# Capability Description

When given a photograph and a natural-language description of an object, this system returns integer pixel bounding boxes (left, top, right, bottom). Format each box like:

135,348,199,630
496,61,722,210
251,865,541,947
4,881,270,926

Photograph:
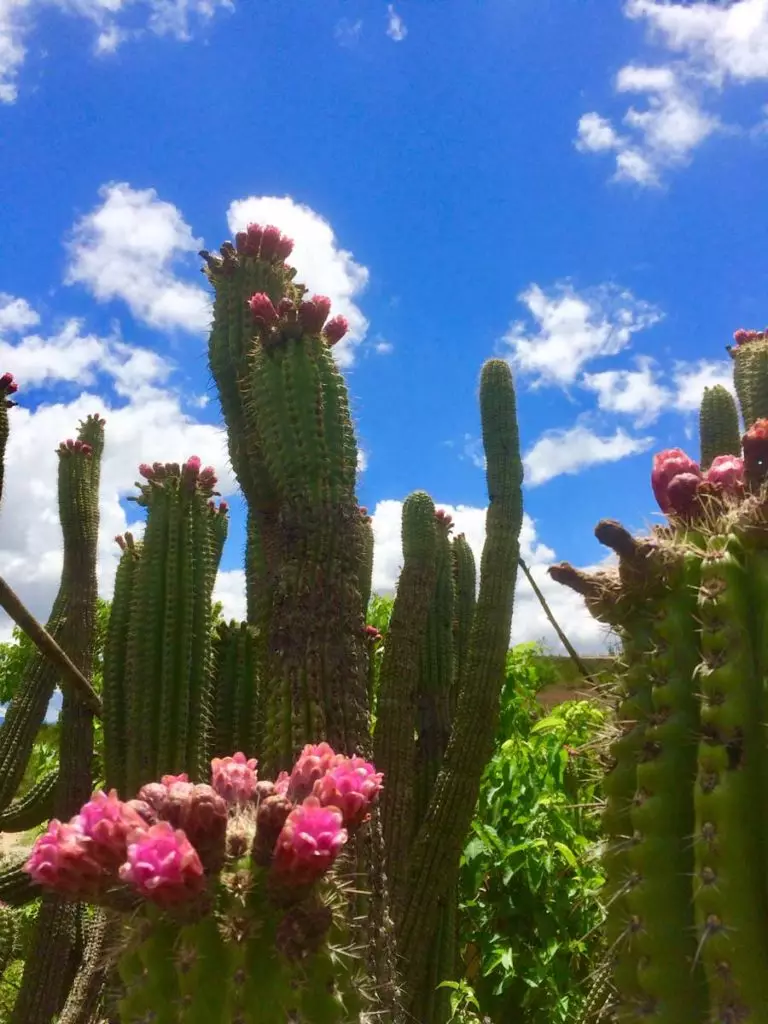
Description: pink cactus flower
298,296,332,335
277,297,295,316
248,293,279,326
313,756,383,829
651,448,702,514
184,455,202,474
119,822,204,905
74,790,148,869
138,464,154,480
25,820,109,897
0,372,17,394
275,235,295,261
323,315,349,346
211,752,259,806
272,799,348,884
259,225,283,261
665,472,703,517
364,625,382,642
161,773,189,786
245,223,264,254
705,454,745,497
274,771,290,797
219,500,229,513
733,328,762,346
288,743,341,801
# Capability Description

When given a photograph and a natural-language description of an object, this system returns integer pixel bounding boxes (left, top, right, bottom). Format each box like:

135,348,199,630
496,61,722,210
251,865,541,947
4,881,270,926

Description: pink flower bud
73,790,148,869
138,464,154,480
665,472,702,517
288,743,341,801
312,756,383,829
248,292,279,327
253,793,294,866
274,771,290,797
298,296,332,335
245,224,264,255
742,419,768,486
81,444,93,457
323,315,349,346
259,225,283,260
272,799,348,885
184,455,202,474
219,500,229,513
364,625,381,642
705,454,745,497
25,820,109,897
277,297,295,315
119,822,205,905
211,752,259,806
0,372,17,394
651,448,702,514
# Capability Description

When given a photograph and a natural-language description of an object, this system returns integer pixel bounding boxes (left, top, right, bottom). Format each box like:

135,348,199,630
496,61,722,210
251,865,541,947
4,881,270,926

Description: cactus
0,902,17,981
0,769,58,832
111,459,228,793
699,384,741,470
24,745,383,1024
211,620,262,759
549,325,768,1021
10,417,105,1024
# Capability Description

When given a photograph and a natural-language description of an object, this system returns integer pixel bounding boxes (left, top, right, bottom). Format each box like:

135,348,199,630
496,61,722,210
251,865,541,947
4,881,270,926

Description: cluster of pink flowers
58,439,93,457
248,291,349,347
136,457,218,495
26,745,383,905
652,448,745,517
732,328,767,347
235,223,295,262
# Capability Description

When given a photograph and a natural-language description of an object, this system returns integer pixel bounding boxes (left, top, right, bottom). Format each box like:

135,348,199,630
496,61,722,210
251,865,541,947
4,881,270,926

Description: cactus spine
699,384,741,470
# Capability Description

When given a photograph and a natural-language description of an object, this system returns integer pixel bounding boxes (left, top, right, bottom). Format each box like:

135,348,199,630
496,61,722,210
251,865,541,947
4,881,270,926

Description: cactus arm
0,902,17,981
699,385,741,470
103,537,138,794
186,488,217,779
624,549,707,1021
451,533,475,709
730,338,768,428
158,483,183,773
0,857,36,906
693,533,768,1017
0,374,17,504
398,359,523,997
58,910,120,1024
372,491,437,920
0,769,57,832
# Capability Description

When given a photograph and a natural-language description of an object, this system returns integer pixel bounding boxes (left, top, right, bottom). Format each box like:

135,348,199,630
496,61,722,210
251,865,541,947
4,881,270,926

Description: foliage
457,643,606,1024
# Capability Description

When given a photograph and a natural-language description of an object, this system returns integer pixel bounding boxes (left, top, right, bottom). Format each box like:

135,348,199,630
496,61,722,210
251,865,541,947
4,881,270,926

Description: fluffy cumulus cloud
672,357,734,412
66,183,211,333
0,0,233,103
523,423,653,487
370,502,610,654
227,195,371,367
582,356,669,426
502,282,662,387
577,0,768,185
0,293,39,333
0,298,237,639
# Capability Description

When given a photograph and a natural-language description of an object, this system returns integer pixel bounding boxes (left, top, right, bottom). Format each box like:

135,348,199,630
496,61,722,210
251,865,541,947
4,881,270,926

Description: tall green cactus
699,384,741,469
10,417,105,1024
550,324,768,1021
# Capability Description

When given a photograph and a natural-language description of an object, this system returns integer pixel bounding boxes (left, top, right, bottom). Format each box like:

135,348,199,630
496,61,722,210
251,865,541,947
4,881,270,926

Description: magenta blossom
298,296,332,335
248,293,279,327
74,790,148,869
288,743,341,801
119,822,204,905
651,448,702,514
705,454,744,497
323,315,349,346
665,473,702,517
272,799,348,885
211,752,259,806
25,820,109,897
313,756,383,829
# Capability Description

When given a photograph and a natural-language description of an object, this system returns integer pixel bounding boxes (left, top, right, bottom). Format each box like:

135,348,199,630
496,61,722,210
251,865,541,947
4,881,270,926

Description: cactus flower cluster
651,447,745,516
248,290,349,347
26,744,381,906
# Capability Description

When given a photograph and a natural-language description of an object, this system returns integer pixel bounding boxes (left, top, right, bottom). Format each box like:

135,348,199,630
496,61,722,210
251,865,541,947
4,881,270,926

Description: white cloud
577,0,768,185
0,305,236,638
582,356,670,425
577,63,719,186
626,0,768,83
502,282,662,387
524,424,654,487
0,0,233,104
374,338,393,355
672,358,735,412
227,195,370,367
213,568,246,623
386,4,407,41
66,182,211,333
370,502,609,653
0,293,39,333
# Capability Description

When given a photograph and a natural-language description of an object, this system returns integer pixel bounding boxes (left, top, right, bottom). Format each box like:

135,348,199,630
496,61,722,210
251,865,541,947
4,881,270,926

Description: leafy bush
456,644,607,1024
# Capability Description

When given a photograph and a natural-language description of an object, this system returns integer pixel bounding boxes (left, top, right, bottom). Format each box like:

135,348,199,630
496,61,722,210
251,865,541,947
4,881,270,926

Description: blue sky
1,0,767,655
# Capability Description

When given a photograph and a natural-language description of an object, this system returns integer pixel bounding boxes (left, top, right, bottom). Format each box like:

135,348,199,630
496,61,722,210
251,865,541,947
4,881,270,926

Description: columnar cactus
211,620,262,760
24,745,383,1024
550,327,768,1022
104,459,228,794
699,384,741,470
9,415,105,1024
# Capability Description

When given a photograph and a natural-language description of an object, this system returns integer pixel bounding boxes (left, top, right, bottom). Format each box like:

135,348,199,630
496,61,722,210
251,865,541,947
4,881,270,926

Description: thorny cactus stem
699,384,741,470
25,745,383,1024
